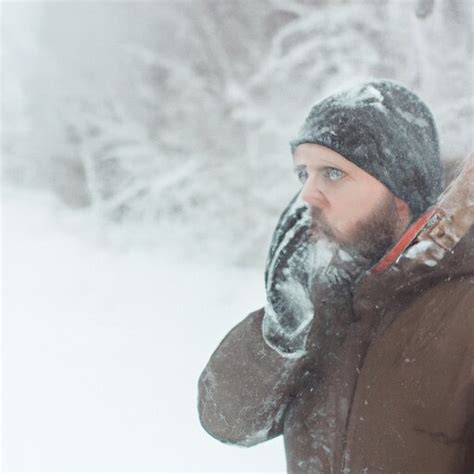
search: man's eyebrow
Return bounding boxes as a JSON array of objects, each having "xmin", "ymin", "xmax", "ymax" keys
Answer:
[
  {"xmin": 318, "ymin": 158, "xmax": 344, "ymax": 168},
  {"xmin": 293, "ymin": 161, "xmax": 346, "ymax": 171}
]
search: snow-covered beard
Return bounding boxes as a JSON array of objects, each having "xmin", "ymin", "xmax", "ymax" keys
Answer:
[
  {"xmin": 263, "ymin": 192, "xmax": 407, "ymax": 357},
  {"xmin": 263, "ymin": 197, "xmax": 373, "ymax": 358},
  {"xmin": 309, "ymin": 192, "xmax": 402, "ymax": 268}
]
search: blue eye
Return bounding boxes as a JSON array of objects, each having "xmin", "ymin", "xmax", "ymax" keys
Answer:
[
  {"xmin": 323, "ymin": 167, "xmax": 345, "ymax": 181},
  {"xmin": 295, "ymin": 168, "xmax": 308, "ymax": 184}
]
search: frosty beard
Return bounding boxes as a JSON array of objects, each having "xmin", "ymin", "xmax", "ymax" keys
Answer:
[
  {"xmin": 263, "ymin": 192, "xmax": 403, "ymax": 357},
  {"xmin": 309, "ymin": 192, "xmax": 402, "ymax": 269}
]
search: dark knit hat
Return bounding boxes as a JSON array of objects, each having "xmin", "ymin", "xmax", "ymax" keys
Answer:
[{"xmin": 290, "ymin": 79, "xmax": 443, "ymax": 218}]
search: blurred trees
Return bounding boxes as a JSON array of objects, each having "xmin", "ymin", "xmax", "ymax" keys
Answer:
[{"xmin": 2, "ymin": 0, "xmax": 472, "ymax": 263}]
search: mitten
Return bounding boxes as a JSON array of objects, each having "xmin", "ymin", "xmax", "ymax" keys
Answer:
[{"xmin": 263, "ymin": 193, "xmax": 368, "ymax": 358}]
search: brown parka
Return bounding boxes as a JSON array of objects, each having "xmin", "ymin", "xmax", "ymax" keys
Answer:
[{"xmin": 198, "ymin": 156, "xmax": 474, "ymax": 473}]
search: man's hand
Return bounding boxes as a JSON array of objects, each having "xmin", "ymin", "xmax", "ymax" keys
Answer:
[
  {"xmin": 263, "ymin": 193, "xmax": 368, "ymax": 358},
  {"xmin": 263, "ymin": 192, "xmax": 315, "ymax": 357}
]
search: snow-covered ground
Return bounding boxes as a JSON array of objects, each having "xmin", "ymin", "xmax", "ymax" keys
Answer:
[{"xmin": 1, "ymin": 189, "xmax": 286, "ymax": 472}]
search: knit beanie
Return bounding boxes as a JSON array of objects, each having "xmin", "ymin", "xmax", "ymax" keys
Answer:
[{"xmin": 290, "ymin": 79, "xmax": 443, "ymax": 218}]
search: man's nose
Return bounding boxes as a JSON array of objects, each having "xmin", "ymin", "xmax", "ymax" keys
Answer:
[{"xmin": 301, "ymin": 179, "xmax": 328, "ymax": 209}]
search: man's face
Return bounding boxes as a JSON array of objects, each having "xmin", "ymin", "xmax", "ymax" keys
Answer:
[{"xmin": 293, "ymin": 143, "xmax": 411, "ymax": 264}]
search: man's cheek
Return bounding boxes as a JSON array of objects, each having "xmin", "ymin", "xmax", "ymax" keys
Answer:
[{"xmin": 329, "ymin": 217, "xmax": 352, "ymax": 238}]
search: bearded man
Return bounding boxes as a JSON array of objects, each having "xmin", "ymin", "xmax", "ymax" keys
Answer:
[{"xmin": 198, "ymin": 80, "xmax": 474, "ymax": 473}]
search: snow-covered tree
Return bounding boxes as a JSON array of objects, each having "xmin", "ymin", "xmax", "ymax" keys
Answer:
[{"xmin": 2, "ymin": 0, "xmax": 472, "ymax": 263}]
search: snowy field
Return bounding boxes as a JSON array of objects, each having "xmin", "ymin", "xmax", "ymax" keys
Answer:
[{"xmin": 2, "ymin": 189, "xmax": 286, "ymax": 472}]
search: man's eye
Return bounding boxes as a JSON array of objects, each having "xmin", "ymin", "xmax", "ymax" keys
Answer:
[
  {"xmin": 296, "ymin": 169, "xmax": 308, "ymax": 184},
  {"xmin": 323, "ymin": 167, "xmax": 345, "ymax": 181}
]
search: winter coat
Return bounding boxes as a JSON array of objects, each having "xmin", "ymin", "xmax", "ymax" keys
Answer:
[{"xmin": 198, "ymin": 155, "xmax": 474, "ymax": 473}]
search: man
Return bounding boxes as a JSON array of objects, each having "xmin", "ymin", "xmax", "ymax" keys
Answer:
[{"xmin": 198, "ymin": 80, "xmax": 474, "ymax": 472}]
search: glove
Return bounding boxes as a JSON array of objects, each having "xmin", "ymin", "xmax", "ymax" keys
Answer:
[{"xmin": 263, "ymin": 193, "xmax": 368, "ymax": 358}]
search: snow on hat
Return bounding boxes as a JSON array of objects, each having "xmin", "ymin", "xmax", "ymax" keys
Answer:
[{"xmin": 290, "ymin": 79, "xmax": 443, "ymax": 218}]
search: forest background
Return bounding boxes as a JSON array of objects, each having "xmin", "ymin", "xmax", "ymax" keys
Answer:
[{"xmin": 2, "ymin": 0, "xmax": 473, "ymax": 471}]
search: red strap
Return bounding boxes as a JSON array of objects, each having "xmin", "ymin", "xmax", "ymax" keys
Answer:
[{"xmin": 371, "ymin": 208, "xmax": 437, "ymax": 274}]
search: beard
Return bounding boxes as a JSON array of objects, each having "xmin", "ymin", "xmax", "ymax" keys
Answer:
[
  {"xmin": 262, "ymin": 193, "xmax": 403, "ymax": 357},
  {"xmin": 309, "ymin": 193, "xmax": 402, "ymax": 268}
]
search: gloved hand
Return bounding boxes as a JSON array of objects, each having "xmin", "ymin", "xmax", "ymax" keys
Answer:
[{"xmin": 263, "ymin": 193, "xmax": 368, "ymax": 358}]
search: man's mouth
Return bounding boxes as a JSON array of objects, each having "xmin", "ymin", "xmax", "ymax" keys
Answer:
[
  {"xmin": 309, "ymin": 208, "xmax": 333, "ymax": 241},
  {"xmin": 309, "ymin": 221, "xmax": 324, "ymax": 241}
]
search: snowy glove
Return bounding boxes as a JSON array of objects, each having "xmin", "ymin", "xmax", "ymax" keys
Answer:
[{"xmin": 262, "ymin": 193, "xmax": 367, "ymax": 358}]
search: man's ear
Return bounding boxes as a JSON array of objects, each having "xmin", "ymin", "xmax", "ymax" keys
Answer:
[{"xmin": 394, "ymin": 197, "xmax": 412, "ymax": 225}]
